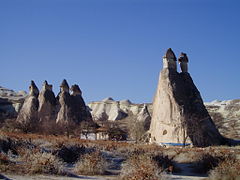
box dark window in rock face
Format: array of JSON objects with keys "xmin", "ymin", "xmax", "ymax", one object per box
[{"xmin": 163, "ymin": 130, "xmax": 167, "ymax": 135}]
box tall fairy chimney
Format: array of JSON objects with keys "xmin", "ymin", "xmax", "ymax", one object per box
[
  {"xmin": 29, "ymin": 80, "xmax": 39, "ymax": 97},
  {"xmin": 163, "ymin": 48, "xmax": 177, "ymax": 70},
  {"xmin": 60, "ymin": 79, "xmax": 69, "ymax": 93},
  {"xmin": 178, "ymin": 52, "xmax": 189, "ymax": 73}
]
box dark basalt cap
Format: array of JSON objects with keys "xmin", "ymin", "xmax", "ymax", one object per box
[
  {"xmin": 43, "ymin": 80, "xmax": 53, "ymax": 90},
  {"xmin": 43, "ymin": 80, "xmax": 49, "ymax": 86},
  {"xmin": 60, "ymin": 79, "xmax": 69, "ymax": 89},
  {"xmin": 163, "ymin": 48, "xmax": 177, "ymax": 61},
  {"xmin": 178, "ymin": 52, "xmax": 189, "ymax": 63},
  {"xmin": 71, "ymin": 84, "xmax": 82, "ymax": 94},
  {"xmin": 29, "ymin": 80, "xmax": 39, "ymax": 96},
  {"xmin": 30, "ymin": 80, "xmax": 38, "ymax": 91}
]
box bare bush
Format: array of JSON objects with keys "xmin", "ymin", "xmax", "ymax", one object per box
[
  {"xmin": 194, "ymin": 153, "xmax": 222, "ymax": 173},
  {"xmin": 20, "ymin": 149, "xmax": 65, "ymax": 175},
  {"xmin": 208, "ymin": 157, "xmax": 240, "ymax": 180},
  {"xmin": 74, "ymin": 150, "xmax": 107, "ymax": 175},
  {"xmin": 120, "ymin": 153, "xmax": 163, "ymax": 180},
  {"xmin": 56, "ymin": 144, "xmax": 89, "ymax": 163}
]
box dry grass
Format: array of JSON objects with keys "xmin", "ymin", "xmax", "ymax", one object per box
[
  {"xmin": 119, "ymin": 153, "xmax": 162, "ymax": 180},
  {"xmin": 208, "ymin": 157, "xmax": 240, "ymax": 180},
  {"xmin": 19, "ymin": 149, "xmax": 65, "ymax": 175},
  {"xmin": 74, "ymin": 150, "xmax": 107, "ymax": 175},
  {"xmin": 1, "ymin": 131, "xmax": 240, "ymax": 178}
]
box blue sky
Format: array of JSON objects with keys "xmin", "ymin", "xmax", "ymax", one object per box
[{"xmin": 1, "ymin": 0, "xmax": 240, "ymax": 103}]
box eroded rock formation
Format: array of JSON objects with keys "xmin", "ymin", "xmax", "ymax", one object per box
[
  {"xmin": 70, "ymin": 84, "xmax": 92, "ymax": 124},
  {"xmin": 137, "ymin": 104, "xmax": 151, "ymax": 131},
  {"xmin": 16, "ymin": 80, "xmax": 39, "ymax": 125},
  {"xmin": 56, "ymin": 79, "xmax": 73, "ymax": 125},
  {"xmin": 38, "ymin": 81, "xmax": 57, "ymax": 123},
  {"xmin": 150, "ymin": 49, "xmax": 226, "ymax": 147}
]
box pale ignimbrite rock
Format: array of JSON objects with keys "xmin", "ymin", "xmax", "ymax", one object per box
[
  {"xmin": 205, "ymin": 99, "xmax": 240, "ymax": 139},
  {"xmin": 137, "ymin": 104, "xmax": 151, "ymax": 131},
  {"xmin": 88, "ymin": 99, "xmax": 128, "ymax": 121},
  {"xmin": 16, "ymin": 80, "xmax": 39, "ymax": 124},
  {"xmin": 38, "ymin": 81, "xmax": 57, "ymax": 123},
  {"xmin": 56, "ymin": 79, "xmax": 72, "ymax": 124},
  {"xmin": 150, "ymin": 49, "xmax": 226, "ymax": 147}
]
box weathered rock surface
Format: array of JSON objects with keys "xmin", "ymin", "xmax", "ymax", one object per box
[
  {"xmin": 205, "ymin": 99, "xmax": 240, "ymax": 140},
  {"xmin": 150, "ymin": 49, "xmax": 226, "ymax": 147},
  {"xmin": 16, "ymin": 81, "xmax": 39, "ymax": 125},
  {"xmin": 38, "ymin": 81, "xmax": 57, "ymax": 123},
  {"xmin": 56, "ymin": 80, "xmax": 93, "ymax": 125},
  {"xmin": 70, "ymin": 84, "xmax": 92, "ymax": 124},
  {"xmin": 137, "ymin": 104, "xmax": 151, "ymax": 131},
  {"xmin": 88, "ymin": 98, "xmax": 152, "ymax": 122},
  {"xmin": 0, "ymin": 86, "xmax": 27, "ymax": 119},
  {"xmin": 56, "ymin": 79, "xmax": 74, "ymax": 125}
]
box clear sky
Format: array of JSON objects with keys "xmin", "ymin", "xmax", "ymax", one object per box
[{"xmin": 1, "ymin": 0, "xmax": 240, "ymax": 103}]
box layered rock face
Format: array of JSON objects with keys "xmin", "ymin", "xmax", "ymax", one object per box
[
  {"xmin": 38, "ymin": 81, "xmax": 57, "ymax": 123},
  {"xmin": 150, "ymin": 49, "xmax": 226, "ymax": 147},
  {"xmin": 16, "ymin": 81, "xmax": 39, "ymax": 124}
]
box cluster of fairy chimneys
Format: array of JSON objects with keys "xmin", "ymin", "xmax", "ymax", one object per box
[
  {"xmin": 28, "ymin": 79, "xmax": 82, "ymax": 97},
  {"xmin": 163, "ymin": 48, "xmax": 189, "ymax": 73},
  {"xmin": 17, "ymin": 79, "xmax": 92, "ymax": 126}
]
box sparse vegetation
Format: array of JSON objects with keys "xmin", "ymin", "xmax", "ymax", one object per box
[
  {"xmin": 120, "ymin": 153, "xmax": 162, "ymax": 180},
  {"xmin": 208, "ymin": 157, "xmax": 240, "ymax": 180},
  {"xmin": 22, "ymin": 151, "xmax": 65, "ymax": 175},
  {"xmin": 0, "ymin": 131, "xmax": 240, "ymax": 179},
  {"xmin": 74, "ymin": 150, "xmax": 107, "ymax": 175}
]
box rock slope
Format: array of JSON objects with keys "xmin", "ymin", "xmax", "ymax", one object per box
[
  {"xmin": 88, "ymin": 98, "xmax": 152, "ymax": 123},
  {"xmin": 0, "ymin": 86, "xmax": 27, "ymax": 119}
]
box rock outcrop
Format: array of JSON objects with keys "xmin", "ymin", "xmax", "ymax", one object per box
[
  {"xmin": 88, "ymin": 98, "xmax": 152, "ymax": 121},
  {"xmin": 205, "ymin": 100, "xmax": 240, "ymax": 140},
  {"xmin": 56, "ymin": 80, "xmax": 93, "ymax": 125},
  {"xmin": 56, "ymin": 79, "xmax": 73, "ymax": 125},
  {"xmin": 38, "ymin": 81, "xmax": 57, "ymax": 123},
  {"xmin": 70, "ymin": 84, "xmax": 92, "ymax": 124},
  {"xmin": 150, "ymin": 49, "xmax": 226, "ymax": 147},
  {"xmin": 0, "ymin": 86, "xmax": 27, "ymax": 119},
  {"xmin": 137, "ymin": 104, "xmax": 151, "ymax": 131},
  {"xmin": 16, "ymin": 80, "xmax": 39, "ymax": 125}
]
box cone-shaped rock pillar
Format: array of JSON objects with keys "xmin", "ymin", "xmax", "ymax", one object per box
[
  {"xmin": 38, "ymin": 81, "xmax": 57, "ymax": 123},
  {"xmin": 150, "ymin": 49, "xmax": 226, "ymax": 147},
  {"xmin": 56, "ymin": 79, "xmax": 72, "ymax": 125},
  {"xmin": 70, "ymin": 84, "xmax": 92, "ymax": 124},
  {"xmin": 16, "ymin": 80, "xmax": 39, "ymax": 125}
]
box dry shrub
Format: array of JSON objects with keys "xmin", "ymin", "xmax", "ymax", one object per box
[
  {"xmin": 120, "ymin": 153, "xmax": 162, "ymax": 180},
  {"xmin": 20, "ymin": 149, "xmax": 65, "ymax": 175},
  {"xmin": 152, "ymin": 153, "xmax": 174, "ymax": 173},
  {"xmin": 0, "ymin": 152, "xmax": 13, "ymax": 172},
  {"xmin": 74, "ymin": 150, "xmax": 107, "ymax": 175},
  {"xmin": 195, "ymin": 153, "xmax": 222, "ymax": 173},
  {"xmin": 56, "ymin": 144, "xmax": 89, "ymax": 163},
  {"xmin": 208, "ymin": 157, "xmax": 240, "ymax": 180}
]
